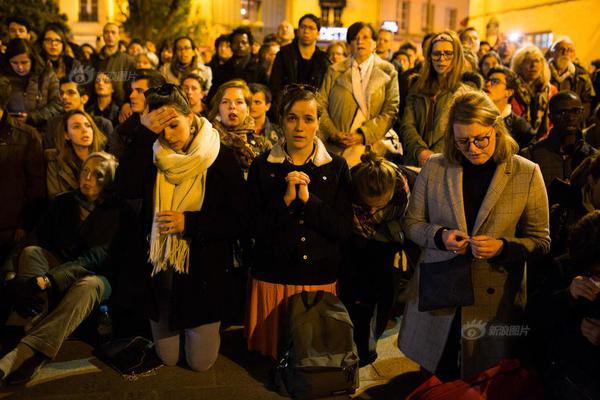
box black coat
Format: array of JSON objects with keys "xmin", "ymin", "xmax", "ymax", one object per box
[
  {"xmin": 37, "ymin": 190, "xmax": 136, "ymax": 296},
  {"xmin": 248, "ymin": 151, "xmax": 352, "ymax": 285},
  {"xmin": 269, "ymin": 42, "xmax": 330, "ymax": 108},
  {"xmin": 113, "ymin": 125, "xmax": 247, "ymax": 330},
  {"xmin": 0, "ymin": 113, "xmax": 45, "ymax": 232},
  {"xmin": 208, "ymin": 55, "xmax": 268, "ymax": 101}
]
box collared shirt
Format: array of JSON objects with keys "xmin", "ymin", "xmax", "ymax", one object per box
[{"xmin": 352, "ymin": 54, "xmax": 376, "ymax": 94}]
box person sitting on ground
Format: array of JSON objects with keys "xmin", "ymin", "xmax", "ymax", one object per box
[
  {"xmin": 0, "ymin": 152, "xmax": 132, "ymax": 386},
  {"xmin": 46, "ymin": 110, "xmax": 107, "ymax": 197}
]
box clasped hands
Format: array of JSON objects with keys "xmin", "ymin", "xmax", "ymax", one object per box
[
  {"xmin": 442, "ymin": 229, "xmax": 504, "ymax": 260},
  {"xmin": 284, "ymin": 171, "xmax": 310, "ymax": 206},
  {"xmin": 332, "ymin": 131, "xmax": 364, "ymax": 148}
]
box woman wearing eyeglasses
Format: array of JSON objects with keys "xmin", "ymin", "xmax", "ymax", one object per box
[
  {"xmin": 318, "ymin": 22, "xmax": 399, "ymax": 168},
  {"xmin": 401, "ymin": 30, "xmax": 472, "ymax": 167},
  {"xmin": 112, "ymin": 84, "xmax": 246, "ymax": 371},
  {"xmin": 159, "ymin": 36, "xmax": 212, "ymax": 92},
  {"xmin": 37, "ymin": 24, "xmax": 84, "ymax": 81},
  {"xmin": 245, "ymin": 85, "xmax": 352, "ymax": 359},
  {"xmin": 398, "ymin": 91, "xmax": 550, "ymax": 380}
]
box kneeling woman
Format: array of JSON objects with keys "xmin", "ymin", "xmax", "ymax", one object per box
[
  {"xmin": 115, "ymin": 84, "xmax": 246, "ymax": 371},
  {"xmin": 246, "ymin": 85, "xmax": 353, "ymax": 359}
]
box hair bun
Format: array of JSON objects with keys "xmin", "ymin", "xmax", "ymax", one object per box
[{"xmin": 360, "ymin": 146, "xmax": 379, "ymax": 164}]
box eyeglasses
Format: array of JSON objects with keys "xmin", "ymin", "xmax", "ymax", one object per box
[
  {"xmin": 485, "ymin": 78, "xmax": 506, "ymax": 87},
  {"xmin": 553, "ymin": 107, "xmax": 584, "ymax": 118},
  {"xmin": 555, "ymin": 47, "xmax": 574, "ymax": 54},
  {"xmin": 44, "ymin": 38, "xmax": 62, "ymax": 45},
  {"xmin": 431, "ymin": 51, "xmax": 454, "ymax": 61},
  {"xmin": 455, "ymin": 131, "xmax": 493, "ymax": 150}
]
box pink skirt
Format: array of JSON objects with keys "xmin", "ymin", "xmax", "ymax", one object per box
[{"xmin": 245, "ymin": 277, "xmax": 337, "ymax": 360}]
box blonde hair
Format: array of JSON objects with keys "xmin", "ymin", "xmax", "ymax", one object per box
[
  {"xmin": 208, "ymin": 79, "xmax": 252, "ymax": 122},
  {"xmin": 58, "ymin": 110, "xmax": 107, "ymax": 168},
  {"xmin": 511, "ymin": 44, "xmax": 551, "ymax": 87},
  {"xmin": 443, "ymin": 91, "xmax": 518, "ymax": 165},
  {"xmin": 416, "ymin": 30, "xmax": 466, "ymax": 95}
]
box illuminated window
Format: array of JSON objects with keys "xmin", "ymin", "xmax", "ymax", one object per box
[
  {"xmin": 79, "ymin": 0, "xmax": 98, "ymax": 22},
  {"xmin": 241, "ymin": 0, "xmax": 261, "ymax": 21},
  {"xmin": 445, "ymin": 8, "xmax": 457, "ymax": 31},
  {"xmin": 525, "ymin": 31, "xmax": 553, "ymax": 50},
  {"xmin": 397, "ymin": 0, "xmax": 410, "ymax": 33},
  {"xmin": 421, "ymin": 3, "xmax": 434, "ymax": 33}
]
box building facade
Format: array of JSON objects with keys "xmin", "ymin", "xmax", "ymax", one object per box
[{"xmin": 469, "ymin": 0, "xmax": 600, "ymax": 69}]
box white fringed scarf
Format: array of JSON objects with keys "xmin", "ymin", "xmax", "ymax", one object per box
[{"xmin": 149, "ymin": 116, "xmax": 220, "ymax": 276}]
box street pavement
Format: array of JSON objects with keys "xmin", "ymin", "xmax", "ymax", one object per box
[{"xmin": 0, "ymin": 319, "xmax": 423, "ymax": 400}]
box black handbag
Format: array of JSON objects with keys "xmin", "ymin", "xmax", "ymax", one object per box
[{"xmin": 418, "ymin": 255, "xmax": 474, "ymax": 312}]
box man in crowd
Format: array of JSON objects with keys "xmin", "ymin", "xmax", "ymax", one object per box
[
  {"xmin": 249, "ymin": 83, "xmax": 279, "ymax": 144},
  {"xmin": 209, "ymin": 27, "xmax": 268, "ymax": 101},
  {"xmin": 269, "ymin": 14, "xmax": 330, "ymax": 113},
  {"xmin": 95, "ymin": 23, "xmax": 136, "ymax": 105},
  {"xmin": 7, "ymin": 17, "xmax": 32, "ymax": 41},
  {"xmin": 276, "ymin": 20, "xmax": 295, "ymax": 47},
  {"xmin": 44, "ymin": 79, "xmax": 113, "ymax": 149},
  {"xmin": 484, "ymin": 66, "xmax": 535, "ymax": 148},
  {"xmin": 521, "ymin": 91, "xmax": 597, "ymax": 193},
  {"xmin": 109, "ymin": 69, "xmax": 166, "ymax": 159},
  {"xmin": 375, "ymin": 29, "xmax": 394, "ymax": 61},
  {"xmin": 549, "ymin": 37, "xmax": 596, "ymax": 122},
  {"xmin": 459, "ymin": 27, "xmax": 480, "ymax": 57}
]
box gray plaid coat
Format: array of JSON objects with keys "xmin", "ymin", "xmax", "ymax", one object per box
[{"xmin": 398, "ymin": 153, "xmax": 550, "ymax": 377}]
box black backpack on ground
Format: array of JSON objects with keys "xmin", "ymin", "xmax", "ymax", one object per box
[{"xmin": 273, "ymin": 291, "xmax": 359, "ymax": 399}]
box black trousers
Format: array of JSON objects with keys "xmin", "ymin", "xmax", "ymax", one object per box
[{"xmin": 339, "ymin": 236, "xmax": 400, "ymax": 362}]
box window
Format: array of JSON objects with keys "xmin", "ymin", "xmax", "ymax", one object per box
[
  {"xmin": 397, "ymin": 0, "xmax": 410, "ymax": 33},
  {"xmin": 525, "ymin": 31, "xmax": 553, "ymax": 50},
  {"xmin": 241, "ymin": 0, "xmax": 261, "ymax": 21},
  {"xmin": 445, "ymin": 8, "xmax": 457, "ymax": 31},
  {"xmin": 79, "ymin": 0, "xmax": 98, "ymax": 22},
  {"xmin": 421, "ymin": 2, "xmax": 434, "ymax": 33}
]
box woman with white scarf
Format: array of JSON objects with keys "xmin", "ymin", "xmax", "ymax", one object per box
[{"xmin": 113, "ymin": 84, "xmax": 246, "ymax": 371}]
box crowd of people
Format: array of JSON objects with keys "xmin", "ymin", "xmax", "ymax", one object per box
[{"xmin": 1, "ymin": 12, "xmax": 600, "ymax": 398}]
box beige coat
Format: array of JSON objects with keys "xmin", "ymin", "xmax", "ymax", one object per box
[
  {"xmin": 398, "ymin": 154, "xmax": 550, "ymax": 377},
  {"xmin": 317, "ymin": 56, "xmax": 399, "ymax": 156}
]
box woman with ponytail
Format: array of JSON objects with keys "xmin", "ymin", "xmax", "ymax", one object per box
[{"xmin": 340, "ymin": 148, "xmax": 410, "ymax": 365}]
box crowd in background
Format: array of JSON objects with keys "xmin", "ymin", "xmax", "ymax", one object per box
[{"xmin": 0, "ymin": 13, "xmax": 600, "ymax": 398}]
